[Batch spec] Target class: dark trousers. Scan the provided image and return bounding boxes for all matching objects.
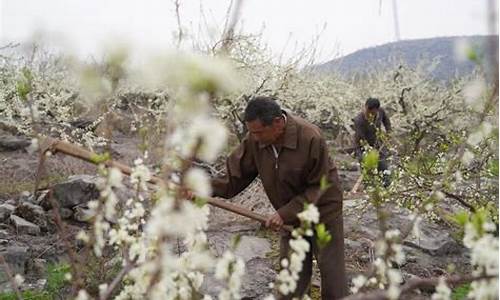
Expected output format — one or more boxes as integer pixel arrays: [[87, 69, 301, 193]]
[[378, 153, 391, 187], [278, 215, 347, 300]]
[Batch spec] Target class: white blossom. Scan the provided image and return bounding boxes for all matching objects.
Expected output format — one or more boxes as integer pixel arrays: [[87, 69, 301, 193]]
[[462, 217, 499, 300], [64, 273, 72, 281], [470, 234, 499, 275], [387, 269, 402, 284], [14, 274, 24, 286], [483, 222, 496, 233], [26, 138, 39, 154], [297, 204, 320, 224], [351, 275, 367, 293], [391, 243, 406, 265], [386, 284, 401, 300], [76, 230, 90, 243], [108, 167, 124, 188], [75, 290, 90, 300], [185, 168, 212, 198], [454, 38, 472, 62], [385, 229, 400, 240], [431, 277, 451, 300], [469, 279, 499, 300], [462, 150, 474, 166], [130, 158, 151, 191], [215, 251, 245, 300], [98, 283, 108, 297], [463, 79, 486, 109], [424, 202, 434, 211], [289, 237, 310, 256], [411, 215, 423, 240], [170, 117, 228, 162]]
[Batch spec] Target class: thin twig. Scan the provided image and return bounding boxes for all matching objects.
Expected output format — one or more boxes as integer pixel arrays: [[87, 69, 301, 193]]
[[174, 0, 184, 48], [99, 257, 136, 300], [48, 193, 85, 293], [441, 190, 476, 213]]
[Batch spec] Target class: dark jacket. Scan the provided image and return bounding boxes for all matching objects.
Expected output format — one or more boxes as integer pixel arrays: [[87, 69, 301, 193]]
[[352, 108, 391, 160]]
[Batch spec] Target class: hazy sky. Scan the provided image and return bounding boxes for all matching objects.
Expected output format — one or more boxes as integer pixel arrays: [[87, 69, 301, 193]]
[[0, 0, 496, 63]]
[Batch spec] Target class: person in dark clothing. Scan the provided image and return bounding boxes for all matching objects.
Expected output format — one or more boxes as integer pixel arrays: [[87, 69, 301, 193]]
[[352, 97, 392, 186], [212, 97, 347, 299]]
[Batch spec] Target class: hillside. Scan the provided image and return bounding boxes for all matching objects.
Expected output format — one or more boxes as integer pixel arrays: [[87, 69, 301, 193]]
[[312, 35, 498, 80]]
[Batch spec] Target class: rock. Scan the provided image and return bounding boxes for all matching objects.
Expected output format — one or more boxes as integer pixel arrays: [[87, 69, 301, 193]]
[[5, 199, 16, 206], [344, 238, 363, 250], [10, 215, 41, 236], [202, 223, 275, 299], [14, 202, 47, 231], [404, 238, 463, 256], [18, 192, 33, 204], [200, 257, 276, 299], [48, 208, 73, 220], [26, 258, 47, 278], [401, 214, 463, 256], [0, 230, 10, 239], [0, 123, 20, 135], [344, 202, 469, 280], [239, 258, 276, 299], [70, 118, 94, 129], [47, 175, 100, 209], [31, 279, 47, 290], [60, 208, 73, 219], [34, 190, 50, 206], [341, 162, 360, 172], [73, 205, 97, 223], [0, 135, 30, 151], [234, 236, 271, 263], [0, 204, 15, 222], [0, 246, 29, 283], [339, 171, 361, 192]]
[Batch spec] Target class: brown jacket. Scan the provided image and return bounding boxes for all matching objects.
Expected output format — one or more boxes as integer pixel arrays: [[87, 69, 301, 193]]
[[212, 112, 343, 225]]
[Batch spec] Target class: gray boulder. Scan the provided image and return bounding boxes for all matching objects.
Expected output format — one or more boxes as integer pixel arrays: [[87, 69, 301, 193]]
[[10, 215, 41, 236], [48, 208, 73, 220], [0, 246, 29, 283], [0, 204, 15, 222], [26, 258, 47, 278], [234, 236, 271, 263], [240, 258, 276, 299], [0, 135, 30, 151], [45, 175, 100, 209], [14, 203, 47, 231], [201, 257, 276, 299]]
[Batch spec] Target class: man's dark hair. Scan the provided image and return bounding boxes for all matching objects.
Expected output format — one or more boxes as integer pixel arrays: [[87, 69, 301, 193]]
[[244, 96, 282, 126], [365, 97, 380, 110]]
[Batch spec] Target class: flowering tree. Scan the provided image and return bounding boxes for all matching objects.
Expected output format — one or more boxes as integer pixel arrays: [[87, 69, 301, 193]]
[[0, 6, 498, 298]]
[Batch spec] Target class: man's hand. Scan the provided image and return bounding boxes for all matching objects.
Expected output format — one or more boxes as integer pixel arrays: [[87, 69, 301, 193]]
[[265, 212, 284, 231], [180, 188, 195, 200]]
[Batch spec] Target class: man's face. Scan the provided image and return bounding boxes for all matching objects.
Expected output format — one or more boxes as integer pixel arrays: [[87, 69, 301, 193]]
[[246, 118, 284, 145], [364, 107, 379, 122]]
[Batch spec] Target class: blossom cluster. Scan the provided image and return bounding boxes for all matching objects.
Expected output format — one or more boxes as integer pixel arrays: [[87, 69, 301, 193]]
[[270, 204, 320, 299]]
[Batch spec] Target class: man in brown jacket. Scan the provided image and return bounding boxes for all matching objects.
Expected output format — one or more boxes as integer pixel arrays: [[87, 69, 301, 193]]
[[212, 96, 347, 299]]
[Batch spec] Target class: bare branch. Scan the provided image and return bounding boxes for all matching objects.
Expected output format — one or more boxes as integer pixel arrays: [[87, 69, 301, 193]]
[[173, 0, 184, 48]]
